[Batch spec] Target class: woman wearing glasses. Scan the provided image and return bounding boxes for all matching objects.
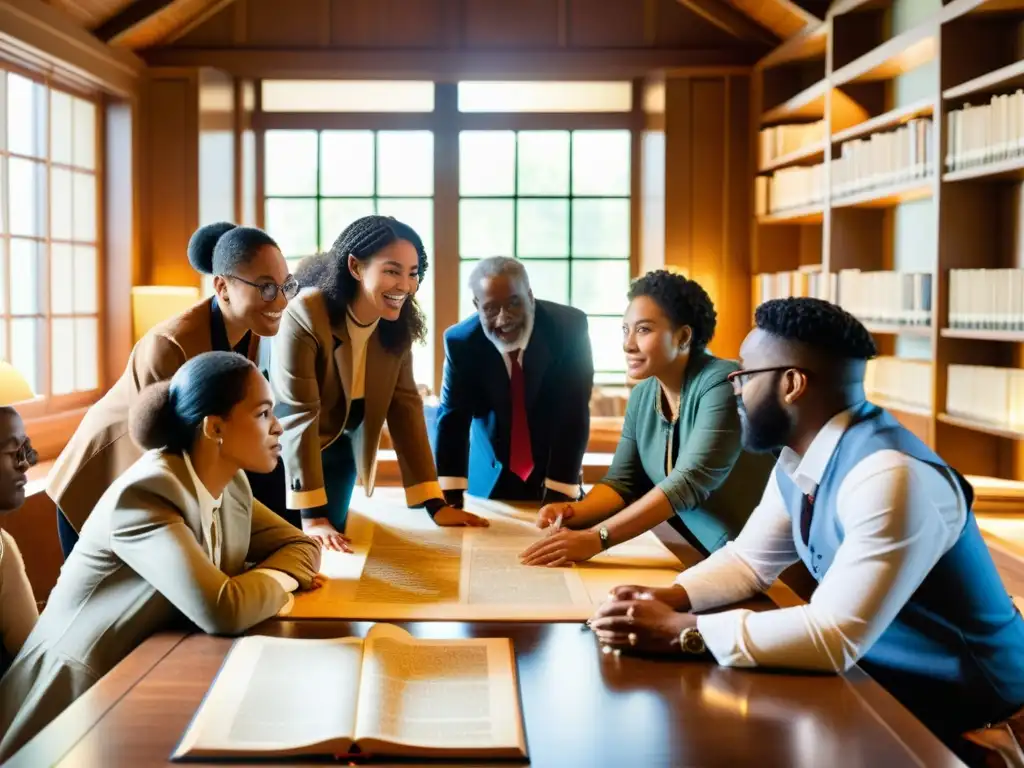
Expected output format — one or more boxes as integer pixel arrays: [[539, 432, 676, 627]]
[[520, 270, 774, 567], [47, 222, 300, 558]]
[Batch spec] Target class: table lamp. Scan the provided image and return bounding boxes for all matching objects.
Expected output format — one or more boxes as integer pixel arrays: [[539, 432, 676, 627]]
[[131, 286, 201, 343], [0, 361, 35, 406]]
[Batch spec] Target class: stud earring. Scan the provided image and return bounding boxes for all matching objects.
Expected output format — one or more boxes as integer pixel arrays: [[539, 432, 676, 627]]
[[217, 436, 223, 447]]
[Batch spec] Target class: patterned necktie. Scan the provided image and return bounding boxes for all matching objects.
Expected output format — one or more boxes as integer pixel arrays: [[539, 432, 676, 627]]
[[508, 350, 534, 482], [800, 493, 815, 546]]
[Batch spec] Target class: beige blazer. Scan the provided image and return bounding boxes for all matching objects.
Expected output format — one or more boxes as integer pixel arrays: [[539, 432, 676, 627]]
[[46, 298, 261, 531], [269, 288, 442, 510], [0, 450, 320, 761]]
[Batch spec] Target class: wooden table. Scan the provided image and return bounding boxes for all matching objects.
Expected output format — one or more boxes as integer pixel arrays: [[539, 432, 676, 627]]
[[9, 620, 965, 768]]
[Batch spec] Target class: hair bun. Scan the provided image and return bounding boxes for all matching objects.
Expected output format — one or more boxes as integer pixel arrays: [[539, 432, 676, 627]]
[[187, 222, 237, 275], [129, 381, 178, 451]]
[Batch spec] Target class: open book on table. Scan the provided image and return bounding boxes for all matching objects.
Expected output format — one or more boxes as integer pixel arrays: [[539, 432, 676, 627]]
[[172, 623, 527, 761]]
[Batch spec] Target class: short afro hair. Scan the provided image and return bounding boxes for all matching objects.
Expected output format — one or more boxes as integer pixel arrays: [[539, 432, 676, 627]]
[[628, 270, 716, 353], [754, 297, 877, 360]]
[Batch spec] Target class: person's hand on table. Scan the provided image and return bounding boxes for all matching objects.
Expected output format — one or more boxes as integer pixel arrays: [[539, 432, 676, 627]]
[[606, 583, 691, 611], [588, 598, 697, 655], [305, 574, 327, 591], [443, 489, 465, 509], [301, 517, 353, 553], [433, 506, 490, 527], [536, 501, 575, 529], [519, 528, 601, 567]]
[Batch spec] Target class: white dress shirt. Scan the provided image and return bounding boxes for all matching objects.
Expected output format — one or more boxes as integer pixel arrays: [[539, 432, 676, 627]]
[[439, 321, 580, 499], [675, 407, 967, 672], [182, 453, 299, 611]]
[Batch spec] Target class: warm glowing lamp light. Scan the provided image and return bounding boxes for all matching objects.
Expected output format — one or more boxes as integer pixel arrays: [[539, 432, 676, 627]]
[[131, 286, 201, 344], [0, 362, 35, 406]]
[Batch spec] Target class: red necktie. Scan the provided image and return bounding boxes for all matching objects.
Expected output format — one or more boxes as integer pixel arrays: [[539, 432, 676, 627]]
[[508, 350, 534, 482]]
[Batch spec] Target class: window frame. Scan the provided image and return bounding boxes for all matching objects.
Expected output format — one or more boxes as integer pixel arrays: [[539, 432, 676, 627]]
[[252, 80, 642, 394], [0, 62, 105, 422]]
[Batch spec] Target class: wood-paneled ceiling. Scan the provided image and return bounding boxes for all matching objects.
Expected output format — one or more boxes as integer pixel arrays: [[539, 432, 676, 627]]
[[50, 0, 822, 52]]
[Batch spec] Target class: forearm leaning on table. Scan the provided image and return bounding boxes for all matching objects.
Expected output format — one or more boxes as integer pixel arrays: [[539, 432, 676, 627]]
[[563, 484, 628, 527]]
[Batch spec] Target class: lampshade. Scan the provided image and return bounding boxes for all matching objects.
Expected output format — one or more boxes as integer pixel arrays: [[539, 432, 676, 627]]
[[131, 286, 201, 344], [0, 362, 35, 406]]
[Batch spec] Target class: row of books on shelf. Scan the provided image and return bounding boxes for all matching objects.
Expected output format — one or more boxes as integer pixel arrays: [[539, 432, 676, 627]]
[[946, 91, 1024, 173], [831, 119, 933, 199], [752, 269, 933, 327], [754, 164, 824, 216], [758, 120, 825, 167], [865, 357, 933, 412], [949, 269, 1024, 331], [948, 365, 1024, 433]]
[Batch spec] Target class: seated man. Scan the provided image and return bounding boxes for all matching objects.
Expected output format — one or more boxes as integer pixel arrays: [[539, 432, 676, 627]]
[[435, 257, 593, 506], [591, 298, 1024, 765], [0, 407, 38, 678]]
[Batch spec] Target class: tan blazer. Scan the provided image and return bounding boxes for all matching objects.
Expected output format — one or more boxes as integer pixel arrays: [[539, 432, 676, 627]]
[[0, 449, 321, 761], [269, 288, 441, 510], [47, 298, 261, 531]]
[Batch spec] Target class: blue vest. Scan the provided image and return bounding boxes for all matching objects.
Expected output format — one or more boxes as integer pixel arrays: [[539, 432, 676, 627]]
[[775, 402, 1024, 738]]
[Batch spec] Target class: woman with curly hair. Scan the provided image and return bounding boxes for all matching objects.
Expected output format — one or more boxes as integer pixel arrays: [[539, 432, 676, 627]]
[[521, 270, 773, 566], [271, 215, 487, 552]]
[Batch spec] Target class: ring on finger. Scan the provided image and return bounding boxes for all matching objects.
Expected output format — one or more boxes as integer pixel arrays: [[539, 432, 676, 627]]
[[628, 632, 638, 647], [626, 605, 636, 624]]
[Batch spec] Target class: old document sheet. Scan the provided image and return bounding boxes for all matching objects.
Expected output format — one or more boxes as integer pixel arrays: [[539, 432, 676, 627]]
[[287, 488, 684, 620]]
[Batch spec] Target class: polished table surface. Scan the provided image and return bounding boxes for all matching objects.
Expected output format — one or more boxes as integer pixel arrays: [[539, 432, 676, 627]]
[[9, 619, 966, 768]]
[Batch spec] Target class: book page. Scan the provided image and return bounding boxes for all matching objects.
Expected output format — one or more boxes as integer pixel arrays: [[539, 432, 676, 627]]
[[354, 526, 461, 604], [354, 626, 524, 756], [173, 636, 364, 759]]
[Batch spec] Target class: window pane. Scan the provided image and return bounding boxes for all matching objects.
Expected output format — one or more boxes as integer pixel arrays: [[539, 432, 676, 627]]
[[572, 199, 630, 258], [458, 260, 479, 320], [320, 131, 374, 196], [521, 260, 569, 305], [572, 131, 631, 196], [588, 316, 626, 373], [0, 74, 6, 151], [75, 317, 99, 390], [50, 90, 73, 165], [517, 131, 569, 196], [0, 247, 6, 313], [265, 198, 318, 259], [51, 318, 74, 395], [50, 167, 72, 240], [74, 245, 98, 313], [10, 239, 42, 315], [458, 81, 632, 113], [73, 171, 96, 241], [50, 243, 73, 313], [0, 158, 5, 234], [377, 199, 433, 253], [261, 80, 434, 113], [517, 199, 568, 258], [7, 74, 46, 158], [377, 131, 433, 196], [265, 130, 318, 196], [571, 260, 630, 315], [73, 98, 96, 170], [460, 132, 514, 196], [319, 199, 376, 251], [0, 320, 6, 363], [9, 158, 45, 237], [459, 200, 513, 258], [10, 318, 38, 395]]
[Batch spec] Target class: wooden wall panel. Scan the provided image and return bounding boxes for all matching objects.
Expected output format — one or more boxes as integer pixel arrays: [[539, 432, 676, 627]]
[[329, 0, 445, 48], [245, 0, 325, 47], [568, 0, 648, 48], [172, 1, 236, 47], [653, 0, 745, 48], [437, 0, 559, 49]]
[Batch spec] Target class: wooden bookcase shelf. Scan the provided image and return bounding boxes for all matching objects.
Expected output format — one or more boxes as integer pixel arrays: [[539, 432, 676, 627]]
[[751, 0, 1024, 479]]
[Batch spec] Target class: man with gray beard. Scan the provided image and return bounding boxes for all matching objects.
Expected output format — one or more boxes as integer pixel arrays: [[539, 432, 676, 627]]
[[434, 257, 593, 505]]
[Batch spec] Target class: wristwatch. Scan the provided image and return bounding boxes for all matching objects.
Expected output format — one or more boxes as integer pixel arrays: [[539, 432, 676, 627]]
[[597, 526, 610, 550], [678, 626, 706, 655]]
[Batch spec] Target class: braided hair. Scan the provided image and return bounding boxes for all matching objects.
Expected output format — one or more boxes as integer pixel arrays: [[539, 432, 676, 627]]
[[296, 215, 428, 354]]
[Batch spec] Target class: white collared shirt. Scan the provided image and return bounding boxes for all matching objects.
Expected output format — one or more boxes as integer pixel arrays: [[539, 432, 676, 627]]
[[182, 452, 299, 596], [675, 406, 967, 672], [438, 320, 579, 499]]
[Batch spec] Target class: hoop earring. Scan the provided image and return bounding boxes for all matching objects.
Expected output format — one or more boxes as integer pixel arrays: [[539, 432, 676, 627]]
[[216, 436, 223, 447]]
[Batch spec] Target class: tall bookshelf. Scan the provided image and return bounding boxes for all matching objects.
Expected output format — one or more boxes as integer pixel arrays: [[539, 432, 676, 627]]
[[752, 0, 1024, 480]]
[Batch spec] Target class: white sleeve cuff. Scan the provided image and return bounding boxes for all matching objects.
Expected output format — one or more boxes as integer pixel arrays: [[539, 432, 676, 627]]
[[439, 476, 468, 491], [696, 610, 757, 668], [544, 477, 581, 498], [286, 487, 328, 510], [276, 592, 296, 616], [253, 568, 300, 593], [673, 545, 768, 613]]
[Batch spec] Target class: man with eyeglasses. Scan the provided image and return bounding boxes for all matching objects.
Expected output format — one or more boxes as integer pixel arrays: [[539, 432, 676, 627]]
[[434, 256, 594, 507], [0, 407, 38, 678], [591, 297, 1024, 766]]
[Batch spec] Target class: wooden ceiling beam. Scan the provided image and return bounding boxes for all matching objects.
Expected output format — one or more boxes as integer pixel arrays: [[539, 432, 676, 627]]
[[676, 0, 778, 45], [93, 0, 177, 43]]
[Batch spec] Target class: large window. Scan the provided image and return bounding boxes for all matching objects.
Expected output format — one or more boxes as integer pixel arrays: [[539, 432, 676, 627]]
[[458, 129, 631, 384], [263, 129, 435, 389], [0, 69, 99, 403]]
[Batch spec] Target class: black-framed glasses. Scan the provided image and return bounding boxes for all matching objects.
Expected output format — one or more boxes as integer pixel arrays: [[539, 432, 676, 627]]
[[1, 440, 37, 468], [727, 366, 811, 391], [227, 274, 300, 303]]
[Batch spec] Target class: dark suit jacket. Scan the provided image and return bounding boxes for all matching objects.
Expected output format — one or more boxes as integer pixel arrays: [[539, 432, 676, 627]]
[[435, 300, 594, 499]]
